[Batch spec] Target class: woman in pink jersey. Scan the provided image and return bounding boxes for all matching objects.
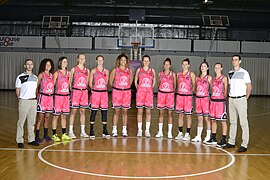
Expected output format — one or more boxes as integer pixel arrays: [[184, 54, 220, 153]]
[[134, 55, 156, 138], [156, 58, 176, 139], [36, 58, 54, 144], [192, 61, 212, 143], [175, 58, 196, 141], [205, 62, 228, 147], [68, 53, 90, 139], [89, 55, 110, 138], [109, 53, 133, 137], [51, 57, 72, 142]]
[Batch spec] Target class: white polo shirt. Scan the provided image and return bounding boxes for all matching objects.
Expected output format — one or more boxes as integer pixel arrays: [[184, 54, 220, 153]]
[[15, 72, 38, 99], [228, 68, 251, 97]]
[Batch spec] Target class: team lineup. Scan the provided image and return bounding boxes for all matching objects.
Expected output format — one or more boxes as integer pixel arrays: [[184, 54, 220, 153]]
[[15, 53, 252, 153]]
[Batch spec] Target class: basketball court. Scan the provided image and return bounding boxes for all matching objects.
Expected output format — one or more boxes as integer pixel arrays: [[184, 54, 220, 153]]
[[0, 91, 269, 179], [1, 1, 270, 179]]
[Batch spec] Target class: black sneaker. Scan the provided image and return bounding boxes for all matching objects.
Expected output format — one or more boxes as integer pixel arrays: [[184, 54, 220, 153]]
[[28, 141, 39, 146], [237, 146, 247, 153], [102, 129, 110, 137], [18, 143, 24, 148], [89, 130, 95, 138], [217, 139, 227, 147], [222, 143, 235, 149], [205, 138, 217, 145]]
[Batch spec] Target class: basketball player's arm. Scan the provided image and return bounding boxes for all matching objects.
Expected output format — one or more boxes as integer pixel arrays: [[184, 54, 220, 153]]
[[89, 69, 95, 89], [105, 69, 109, 86], [194, 77, 198, 95], [190, 72, 196, 93], [109, 68, 116, 87], [173, 72, 177, 90], [129, 69, 134, 84], [152, 68, 156, 88], [36, 73, 43, 96], [208, 75, 213, 92], [69, 67, 75, 91], [222, 76, 228, 98], [246, 83, 252, 99], [52, 71, 59, 93], [134, 68, 140, 89], [157, 72, 161, 87], [86, 69, 90, 88]]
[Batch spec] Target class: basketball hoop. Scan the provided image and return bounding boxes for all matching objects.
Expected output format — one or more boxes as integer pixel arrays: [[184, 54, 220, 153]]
[[131, 42, 141, 49]]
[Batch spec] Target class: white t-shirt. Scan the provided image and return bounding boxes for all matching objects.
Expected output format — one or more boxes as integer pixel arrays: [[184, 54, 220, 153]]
[[228, 68, 251, 97], [15, 72, 38, 99]]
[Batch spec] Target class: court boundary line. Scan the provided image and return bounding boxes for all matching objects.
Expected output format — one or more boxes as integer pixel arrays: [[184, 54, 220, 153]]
[[37, 138, 236, 179]]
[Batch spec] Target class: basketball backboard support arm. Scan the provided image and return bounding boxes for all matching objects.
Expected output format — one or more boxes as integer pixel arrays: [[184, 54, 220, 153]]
[[202, 15, 230, 58], [42, 16, 70, 53]]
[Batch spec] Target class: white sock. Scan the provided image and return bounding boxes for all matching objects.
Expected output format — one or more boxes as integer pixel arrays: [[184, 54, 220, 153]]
[[158, 123, 163, 132], [138, 122, 142, 131], [206, 130, 211, 138], [123, 126, 127, 131], [113, 126, 117, 131], [69, 125, 73, 132], [168, 124, 173, 133], [81, 125, 85, 132], [146, 122, 151, 131], [197, 127, 203, 136]]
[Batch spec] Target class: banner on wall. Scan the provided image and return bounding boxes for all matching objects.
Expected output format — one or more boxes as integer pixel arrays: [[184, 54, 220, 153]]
[[0, 36, 42, 48]]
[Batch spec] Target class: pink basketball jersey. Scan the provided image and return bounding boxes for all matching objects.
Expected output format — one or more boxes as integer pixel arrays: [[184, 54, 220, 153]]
[[72, 66, 88, 89], [93, 68, 107, 91], [158, 71, 174, 92], [211, 75, 225, 99], [196, 75, 210, 97], [40, 72, 54, 94], [177, 71, 192, 95], [137, 67, 154, 92], [113, 67, 131, 89], [55, 70, 70, 95]]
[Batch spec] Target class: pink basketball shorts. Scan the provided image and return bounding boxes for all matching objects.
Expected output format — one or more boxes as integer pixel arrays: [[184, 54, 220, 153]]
[[53, 94, 70, 115], [210, 100, 227, 120], [70, 89, 89, 108], [157, 91, 175, 110], [112, 89, 131, 109], [175, 94, 193, 114], [195, 96, 210, 116], [37, 93, 53, 113], [136, 90, 153, 109], [90, 90, 108, 110]]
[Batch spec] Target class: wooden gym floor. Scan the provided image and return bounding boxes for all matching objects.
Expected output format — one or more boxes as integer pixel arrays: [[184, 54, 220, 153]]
[[0, 90, 269, 179]]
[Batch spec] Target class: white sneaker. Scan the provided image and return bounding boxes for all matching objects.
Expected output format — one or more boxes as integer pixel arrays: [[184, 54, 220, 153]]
[[191, 135, 202, 142], [182, 133, 190, 141], [175, 132, 183, 140], [112, 129, 118, 137], [122, 129, 128, 137], [68, 131, 76, 139], [80, 131, 89, 138], [168, 132, 173, 139], [137, 130, 142, 137], [203, 136, 211, 143], [145, 130, 151, 138], [155, 131, 163, 138]]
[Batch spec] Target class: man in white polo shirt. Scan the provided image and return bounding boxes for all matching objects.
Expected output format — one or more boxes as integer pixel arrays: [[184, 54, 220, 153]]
[[224, 55, 252, 153], [15, 59, 39, 148]]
